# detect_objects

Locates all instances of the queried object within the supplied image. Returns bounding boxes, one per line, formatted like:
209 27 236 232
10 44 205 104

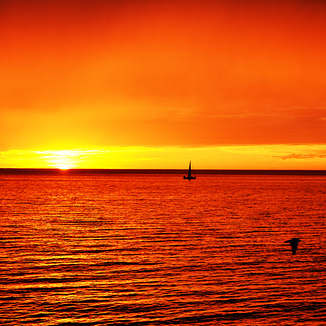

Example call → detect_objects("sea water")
1 170 326 325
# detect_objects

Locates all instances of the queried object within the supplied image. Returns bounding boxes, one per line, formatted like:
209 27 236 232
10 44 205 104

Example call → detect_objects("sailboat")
183 161 196 180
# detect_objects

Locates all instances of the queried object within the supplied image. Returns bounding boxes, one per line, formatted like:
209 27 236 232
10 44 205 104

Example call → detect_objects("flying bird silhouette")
284 238 301 255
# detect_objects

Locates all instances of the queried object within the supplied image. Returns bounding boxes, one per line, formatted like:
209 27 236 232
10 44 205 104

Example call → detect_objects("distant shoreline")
1 168 326 176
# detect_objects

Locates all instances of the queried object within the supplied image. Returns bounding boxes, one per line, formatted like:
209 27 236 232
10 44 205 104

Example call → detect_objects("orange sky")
1 0 326 169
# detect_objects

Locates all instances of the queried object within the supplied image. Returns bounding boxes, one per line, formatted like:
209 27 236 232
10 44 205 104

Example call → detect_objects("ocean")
1 170 326 325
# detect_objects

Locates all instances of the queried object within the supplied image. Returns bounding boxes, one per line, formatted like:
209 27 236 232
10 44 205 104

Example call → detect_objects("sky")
1 0 326 169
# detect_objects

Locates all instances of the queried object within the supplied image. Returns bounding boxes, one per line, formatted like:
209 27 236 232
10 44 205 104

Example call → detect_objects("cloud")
276 153 326 160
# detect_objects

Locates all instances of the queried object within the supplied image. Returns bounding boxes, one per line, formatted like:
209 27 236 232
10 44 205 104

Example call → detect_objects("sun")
57 164 72 170
51 157 75 170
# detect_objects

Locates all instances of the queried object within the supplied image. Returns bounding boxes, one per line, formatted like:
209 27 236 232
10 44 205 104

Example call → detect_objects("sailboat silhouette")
183 161 196 180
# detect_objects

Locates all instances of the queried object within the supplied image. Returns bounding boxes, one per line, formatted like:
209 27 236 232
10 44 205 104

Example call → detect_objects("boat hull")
183 176 196 180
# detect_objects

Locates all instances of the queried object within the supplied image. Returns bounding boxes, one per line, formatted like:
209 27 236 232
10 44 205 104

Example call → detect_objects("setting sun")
57 165 72 170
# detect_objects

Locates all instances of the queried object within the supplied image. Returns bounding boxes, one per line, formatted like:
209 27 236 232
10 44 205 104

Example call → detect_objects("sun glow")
39 150 79 169
1 145 326 170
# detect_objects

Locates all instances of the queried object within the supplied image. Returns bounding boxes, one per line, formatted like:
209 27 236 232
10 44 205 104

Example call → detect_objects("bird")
284 238 301 255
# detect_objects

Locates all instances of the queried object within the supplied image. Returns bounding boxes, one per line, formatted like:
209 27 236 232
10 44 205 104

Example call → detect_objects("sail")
184 161 196 180
188 161 192 178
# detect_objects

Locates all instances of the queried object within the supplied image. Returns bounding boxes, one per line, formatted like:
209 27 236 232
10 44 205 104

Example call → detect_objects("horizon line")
1 168 326 176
